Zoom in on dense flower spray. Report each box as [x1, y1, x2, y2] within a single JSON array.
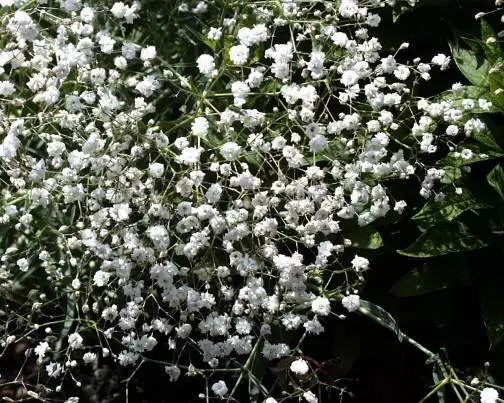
[[0, 0, 497, 401]]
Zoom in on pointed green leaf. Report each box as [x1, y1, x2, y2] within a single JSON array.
[[359, 300, 403, 342], [412, 191, 493, 231], [481, 20, 502, 65], [449, 41, 490, 88], [487, 163, 504, 200], [398, 220, 488, 257]]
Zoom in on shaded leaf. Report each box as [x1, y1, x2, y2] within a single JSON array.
[[346, 225, 383, 249], [391, 260, 469, 298], [398, 220, 488, 257], [480, 270, 504, 349]]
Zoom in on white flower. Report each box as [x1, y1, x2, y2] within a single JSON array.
[[351, 255, 369, 271], [196, 54, 215, 76], [110, 2, 127, 18], [165, 365, 181, 382], [394, 65, 410, 81], [481, 387, 499, 403], [83, 352, 97, 364], [342, 295, 360, 312], [93, 270, 111, 287], [46, 362, 62, 378], [219, 142, 242, 161], [140, 46, 156, 61], [177, 147, 203, 165], [191, 117, 209, 137], [149, 162, 165, 178], [290, 358, 310, 376], [211, 380, 228, 398], [311, 296, 331, 316], [341, 70, 359, 86], [229, 44, 249, 65], [303, 391, 318, 403], [331, 31, 348, 47], [68, 332, 83, 349], [17, 258, 29, 272], [431, 53, 450, 70], [34, 341, 50, 359], [205, 183, 223, 203], [0, 81, 15, 97], [207, 27, 222, 40]]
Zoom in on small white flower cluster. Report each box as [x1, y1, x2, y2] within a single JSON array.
[[0, 0, 491, 401]]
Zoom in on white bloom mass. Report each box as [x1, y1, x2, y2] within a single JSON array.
[[342, 295, 360, 312], [311, 297, 331, 316], [229, 44, 249, 65], [196, 53, 215, 76], [290, 358, 310, 376], [219, 141, 242, 161], [191, 116, 210, 137], [211, 380, 228, 398], [480, 387, 499, 403]]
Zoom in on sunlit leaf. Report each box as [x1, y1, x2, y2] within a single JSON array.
[[359, 300, 403, 342]]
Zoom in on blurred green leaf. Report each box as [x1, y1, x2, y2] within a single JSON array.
[[346, 225, 383, 249], [391, 260, 469, 297]]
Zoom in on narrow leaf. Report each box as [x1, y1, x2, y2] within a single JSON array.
[[359, 300, 403, 342]]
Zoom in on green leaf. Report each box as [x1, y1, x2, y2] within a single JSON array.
[[391, 260, 469, 297], [449, 41, 491, 88], [488, 60, 504, 111], [358, 300, 403, 342], [487, 163, 504, 200], [346, 225, 383, 249], [473, 129, 503, 152], [439, 166, 462, 184], [481, 20, 502, 65], [398, 220, 488, 257], [185, 25, 216, 52], [440, 146, 503, 167], [412, 191, 493, 232]]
